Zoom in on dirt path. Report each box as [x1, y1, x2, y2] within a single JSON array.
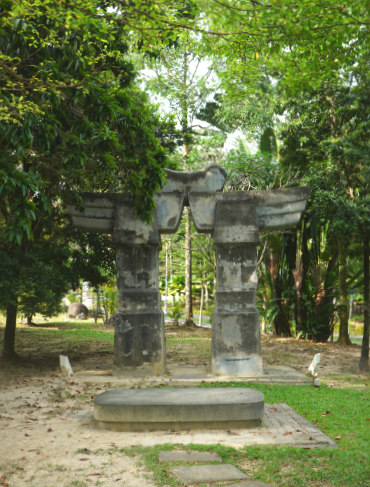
[[0, 376, 157, 487], [0, 335, 368, 487]]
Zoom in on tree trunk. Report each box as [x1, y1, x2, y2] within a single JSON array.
[[199, 281, 204, 327], [337, 241, 351, 345], [273, 298, 292, 337], [359, 234, 369, 371], [164, 240, 169, 315], [3, 302, 18, 360], [294, 220, 309, 330], [94, 288, 100, 324], [184, 207, 195, 327], [265, 243, 292, 337]]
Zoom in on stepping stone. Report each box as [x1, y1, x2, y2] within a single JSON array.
[[170, 464, 248, 484], [229, 481, 273, 487], [159, 450, 222, 463], [94, 387, 264, 431]]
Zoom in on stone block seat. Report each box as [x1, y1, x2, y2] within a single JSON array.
[[94, 387, 264, 431]]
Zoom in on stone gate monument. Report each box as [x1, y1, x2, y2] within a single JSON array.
[[68, 165, 308, 377]]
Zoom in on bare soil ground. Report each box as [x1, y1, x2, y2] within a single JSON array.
[[0, 324, 368, 487]]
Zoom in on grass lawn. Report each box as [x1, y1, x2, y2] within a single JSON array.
[[125, 382, 369, 487], [0, 315, 369, 486]]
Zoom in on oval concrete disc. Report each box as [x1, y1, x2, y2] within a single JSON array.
[[94, 387, 264, 425]]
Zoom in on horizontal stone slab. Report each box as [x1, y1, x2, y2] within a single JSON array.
[[155, 192, 184, 232], [116, 290, 161, 312], [228, 481, 273, 487], [189, 187, 308, 232], [67, 194, 117, 234], [94, 387, 264, 431], [162, 164, 226, 195], [170, 464, 248, 484], [212, 354, 263, 376], [158, 450, 222, 463]]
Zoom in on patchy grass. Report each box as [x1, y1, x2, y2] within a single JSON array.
[[125, 384, 370, 487], [0, 316, 369, 486], [166, 336, 211, 365]]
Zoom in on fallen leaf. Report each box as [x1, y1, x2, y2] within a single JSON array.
[[79, 458, 90, 461], [87, 473, 100, 477], [1, 482, 9, 487], [335, 435, 342, 440], [226, 430, 241, 436], [284, 431, 292, 436]]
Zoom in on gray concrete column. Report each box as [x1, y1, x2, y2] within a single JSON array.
[[212, 200, 263, 376], [110, 203, 165, 376]]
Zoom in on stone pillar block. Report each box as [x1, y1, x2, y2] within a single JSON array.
[[110, 204, 165, 376], [212, 201, 263, 376]]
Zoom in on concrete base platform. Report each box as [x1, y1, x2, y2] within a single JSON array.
[[94, 387, 264, 431], [75, 364, 309, 386]]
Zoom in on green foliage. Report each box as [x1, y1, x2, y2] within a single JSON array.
[[101, 283, 118, 320], [0, 212, 73, 318], [223, 150, 300, 191], [0, 0, 175, 235], [167, 303, 183, 325], [0, 0, 179, 357], [259, 126, 277, 160]]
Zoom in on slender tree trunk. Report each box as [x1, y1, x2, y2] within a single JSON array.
[[199, 281, 204, 327], [294, 220, 309, 330], [164, 240, 169, 315], [265, 243, 292, 337], [360, 234, 369, 371], [184, 207, 195, 326], [3, 302, 18, 360], [94, 288, 100, 324], [337, 241, 351, 345], [293, 246, 304, 329]]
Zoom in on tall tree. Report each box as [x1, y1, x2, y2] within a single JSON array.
[[0, 0, 175, 359], [139, 30, 221, 326]]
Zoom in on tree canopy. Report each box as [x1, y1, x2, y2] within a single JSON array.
[[1, 0, 369, 368]]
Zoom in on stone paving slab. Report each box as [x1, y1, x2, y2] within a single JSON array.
[[229, 482, 273, 487], [79, 402, 336, 449], [170, 464, 248, 484], [159, 450, 222, 462], [262, 404, 337, 448]]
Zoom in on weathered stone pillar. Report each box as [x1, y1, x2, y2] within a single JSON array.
[[110, 203, 165, 376], [212, 200, 262, 376]]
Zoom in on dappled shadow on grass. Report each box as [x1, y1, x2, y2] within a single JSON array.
[[15, 319, 112, 331], [0, 349, 113, 381], [0, 320, 114, 381]]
